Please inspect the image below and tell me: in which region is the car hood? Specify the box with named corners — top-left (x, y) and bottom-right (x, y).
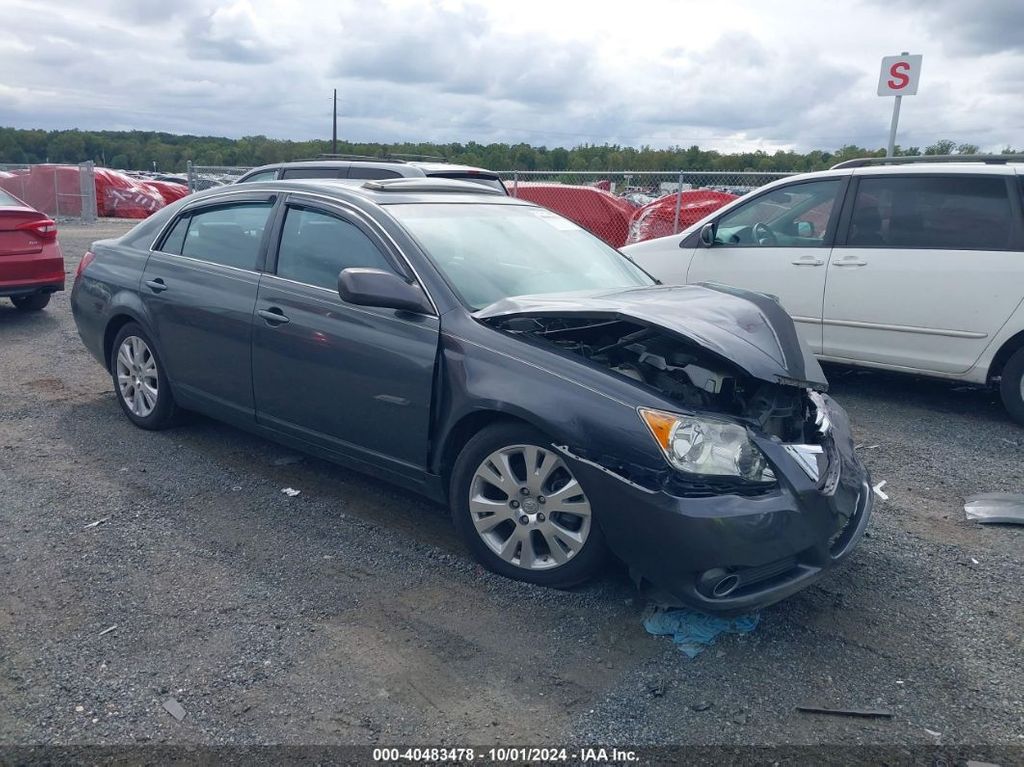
top-left (474, 284), bottom-right (827, 390)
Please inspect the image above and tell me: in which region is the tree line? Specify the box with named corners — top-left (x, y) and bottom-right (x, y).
top-left (0, 127), bottom-right (1016, 173)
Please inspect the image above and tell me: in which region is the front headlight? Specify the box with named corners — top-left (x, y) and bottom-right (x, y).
top-left (638, 407), bottom-right (775, 482)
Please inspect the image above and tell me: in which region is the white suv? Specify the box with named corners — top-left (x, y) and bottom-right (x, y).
top-left (622, 156), bottom-right (1024, 424)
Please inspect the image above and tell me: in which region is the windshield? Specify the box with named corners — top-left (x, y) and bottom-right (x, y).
top-left (389, 203), bottom-right (654, 310)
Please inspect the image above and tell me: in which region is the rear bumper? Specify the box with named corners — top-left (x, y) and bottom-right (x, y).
top-left (0, 245), bottom-right (65, 296)
top-left (0, 281), bottom-right (64, 298)
top-left (562, 395), bottom-right (872, 615)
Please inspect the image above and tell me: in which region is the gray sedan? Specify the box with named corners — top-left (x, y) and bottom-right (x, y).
top-left (71, 178), bottom-right (871, 613)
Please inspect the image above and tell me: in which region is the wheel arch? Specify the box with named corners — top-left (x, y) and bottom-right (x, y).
top-left (435, 409), bottom-right (549, 499)
top-left (102, 311), bottom-right (150, 371)
top-left (987, 329), bottom-right (1024, 384)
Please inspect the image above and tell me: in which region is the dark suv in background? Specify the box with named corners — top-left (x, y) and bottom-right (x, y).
top-left (235, 155), bottom-right (507, 194)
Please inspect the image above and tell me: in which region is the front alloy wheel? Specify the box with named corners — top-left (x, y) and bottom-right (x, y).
top-left (470, 444), bottom-right (592, 570)
top-left (451, 423), bottom-right (607, 588)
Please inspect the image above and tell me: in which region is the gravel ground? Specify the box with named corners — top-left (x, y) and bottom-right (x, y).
top-left (1, 220), bottom-right (1022, 749)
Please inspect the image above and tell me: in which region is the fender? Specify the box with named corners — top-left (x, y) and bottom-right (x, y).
top-left (430, 313), bottom-right (675, 483)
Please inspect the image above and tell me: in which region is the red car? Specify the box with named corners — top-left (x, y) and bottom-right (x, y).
top-left (509, 182), bottom-right (635, 247)
top-left (0, 188), bottom-right (64, 311)
top-left (626, 190), bottom-right (738, 244)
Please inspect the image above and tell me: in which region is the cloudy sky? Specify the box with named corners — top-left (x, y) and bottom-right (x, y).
top-left (2, 0), bottom-right (1022, 152)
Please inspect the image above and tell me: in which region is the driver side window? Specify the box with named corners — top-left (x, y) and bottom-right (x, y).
top-left (713, 179), bottom-right (842, 248)
top-left (275, 206), bottom-right (395, 290)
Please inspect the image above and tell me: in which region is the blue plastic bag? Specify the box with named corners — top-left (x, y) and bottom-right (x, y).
top-left (643, 607), bottom-right (760, 658)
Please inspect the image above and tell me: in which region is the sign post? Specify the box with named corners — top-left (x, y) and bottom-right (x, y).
top-left (878, 52), bottom-right (922, 156)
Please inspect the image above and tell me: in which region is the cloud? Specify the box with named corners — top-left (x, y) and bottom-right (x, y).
top-left (330, 2), bottom-right (597, 107)
top-left (880, 0), bottom-right (1024, 55)
top-left (2, 0), bottom-right (1023, 153)
top-left (104, 0), bottom-right (201, 25)
top-left (184, 1), bottom-right (281, 64)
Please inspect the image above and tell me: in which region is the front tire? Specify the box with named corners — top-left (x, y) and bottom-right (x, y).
top-left (999, 347), bottom-right (1024, 426)
top-left (110, 323), bottom-right (179, 430)
top-left (450, 422), bottom-right (608, 589)
top-left (11, 293), bottom-right (50, 311)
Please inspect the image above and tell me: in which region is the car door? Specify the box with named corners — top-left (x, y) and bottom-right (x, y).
top-left (141, 196), bottom-right (277, 422)
top-left (684, 177), bottom-right (848, 354)
top-left (823, 173), bottom-right (1024, 374)
top-left (251, 196), bottom-right (439, 474)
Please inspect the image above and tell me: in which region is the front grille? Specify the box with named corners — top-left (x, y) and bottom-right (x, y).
top-left (734, 557), bottom-right (799, 590)
top-left (664, 474), bottom-right (778, 499)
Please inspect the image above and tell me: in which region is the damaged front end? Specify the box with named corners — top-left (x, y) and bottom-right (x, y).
top-left (483, 313), bottom-right (834, 495)
top-left (475, 287), bottom-right (872, 613)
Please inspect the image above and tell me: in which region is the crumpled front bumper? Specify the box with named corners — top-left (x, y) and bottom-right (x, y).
top-left (560, 394), bottom-right (872, 615)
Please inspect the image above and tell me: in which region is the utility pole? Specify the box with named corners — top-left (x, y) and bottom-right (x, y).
top-left (332, 89), bottom-right (338, 154)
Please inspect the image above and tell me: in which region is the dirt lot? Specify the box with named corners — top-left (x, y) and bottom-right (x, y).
top-left (1, 220), bottom-right (1022, 749)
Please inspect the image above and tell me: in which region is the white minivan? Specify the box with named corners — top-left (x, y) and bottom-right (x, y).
top-left (622, 156), bottom-right (1024, 424)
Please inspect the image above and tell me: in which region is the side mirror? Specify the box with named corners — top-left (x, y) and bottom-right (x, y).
top-left (796, 220), bottom-right (814, 237)
top-left (699, 222), bottom-right (717, 247)
top-left (337, 268), bottom-right (432, 314)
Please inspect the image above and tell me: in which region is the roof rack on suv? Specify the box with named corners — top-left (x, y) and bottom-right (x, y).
top-left (831, 154), bottom-right (1024, 169)
top-left (310, 153), bottom-right (408, 164)
top-left (385, 153), bottom-right (448, 163)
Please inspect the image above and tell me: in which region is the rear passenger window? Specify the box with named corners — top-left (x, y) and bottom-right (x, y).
top-left (275, 207), bottom-right (393, 290)
top-left (178, 203), bottom-right (273, 269)
top-left (281, 168), bottom-right (343, 179)
top-left (159, 215), bottom-right (191, 255)
top-left (239, 169), bottom-right (279, 183)
top-left (850, 176), bottom-right (1014, 250)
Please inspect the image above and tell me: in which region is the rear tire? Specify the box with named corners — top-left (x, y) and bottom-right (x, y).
top-left (999, 347), bottom-right (1024, 426)
top-left (11, 293), bottom-right (50, 312)
top-left (110, 322), bottom-right (179, 430)
top-left (450, 422), bottom-right (608, 589)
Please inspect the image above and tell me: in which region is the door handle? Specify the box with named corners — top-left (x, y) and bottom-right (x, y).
top-left (791, 256), bottom-right (825, 266)
top-left (257, 307), bottom-right (290, 325)
top-left (833, 257), bottom-right (868, 267)
top-left (145, 278), bottom-right (168, 292)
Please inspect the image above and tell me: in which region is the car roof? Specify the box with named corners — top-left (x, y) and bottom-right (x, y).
top-left (407, 161), bottom-right (498, 175)
top-left (848, 163), bottom-right (1018, 176)
top-left (737, 161), bottom-right (1020, 200)
top-left (192, 177), bottom-right (530, 208)
top-left (243, 159), bottom-right (499, 176)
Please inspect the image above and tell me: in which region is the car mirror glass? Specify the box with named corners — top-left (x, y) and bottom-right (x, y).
top-left (699, 222), bottom-right (717, 247)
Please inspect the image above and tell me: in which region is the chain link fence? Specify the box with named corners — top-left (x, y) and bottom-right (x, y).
top-left (186, 161), bottom-right (252, 192)
top-left (184, 163), bottom-right (795, 246)
top-left (0, 162), bottom-right (98, 221)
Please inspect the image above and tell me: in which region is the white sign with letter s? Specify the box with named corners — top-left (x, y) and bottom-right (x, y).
top-left (878, 54), bottom-right (922, 96)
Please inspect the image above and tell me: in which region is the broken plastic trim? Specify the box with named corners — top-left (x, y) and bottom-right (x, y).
top-left (964, 493), bottom-right (1024, 525)
top-left (784, 444), bottom-right (824, 482)
top-left (808, 391), bottom-right (832, 435)
top-left (552, 444), bottom-right (658, 494)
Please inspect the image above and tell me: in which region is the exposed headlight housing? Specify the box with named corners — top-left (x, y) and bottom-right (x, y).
top-left (638, 407), bottom-right (775, 482)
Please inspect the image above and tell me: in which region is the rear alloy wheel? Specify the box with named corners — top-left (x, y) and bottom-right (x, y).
top-left (11, 293), bottom-right (50, 312)
top-left (111, 322), bottom-right (178, 430)
top-left (451, 423), bottom-right (607, 588)
top-left (999, 347), bottom-right (1024, 426)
